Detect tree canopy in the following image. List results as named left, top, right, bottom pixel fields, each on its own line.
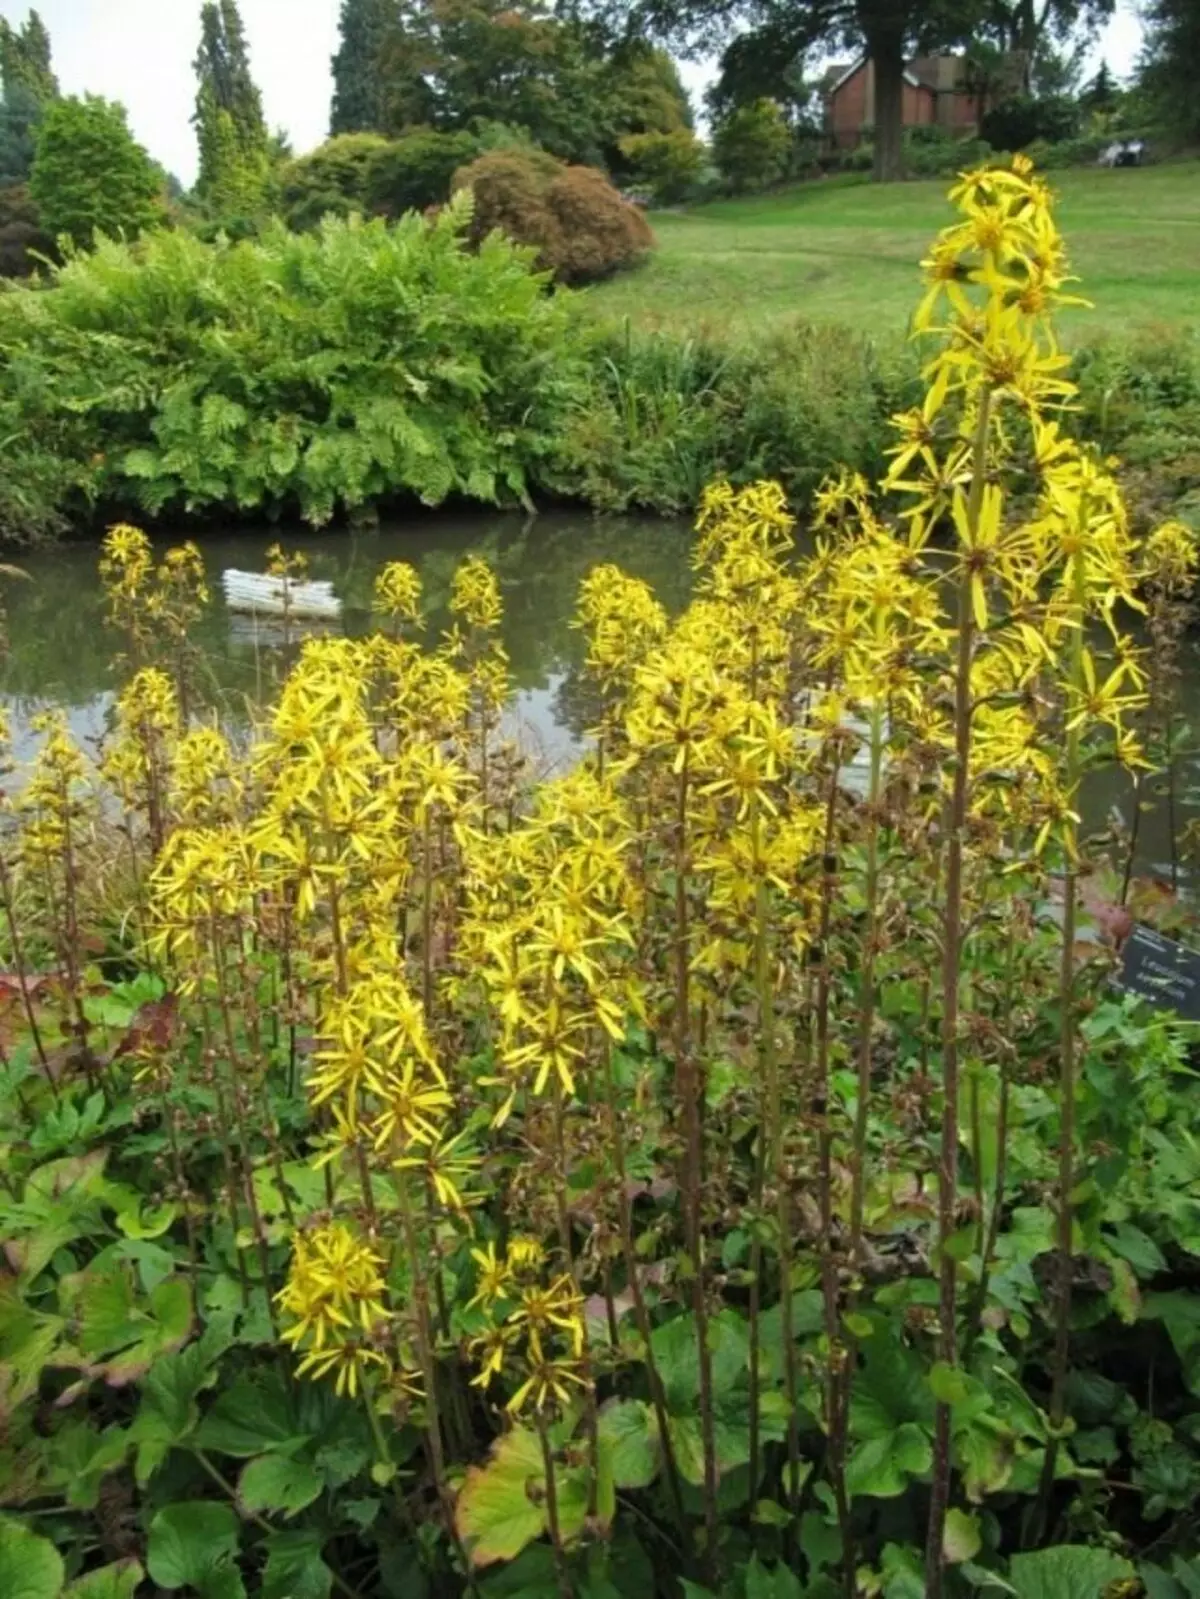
left=328, top=0, right=690, bottom=167
left=29, top=94, right=163, bottom=247
left=605, top=0, right=1113, bottom=180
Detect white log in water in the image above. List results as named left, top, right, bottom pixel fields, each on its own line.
left=221, top=570, right=342, bottom=621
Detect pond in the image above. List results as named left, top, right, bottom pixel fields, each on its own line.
left=1, top=510, right=1196, bottom=883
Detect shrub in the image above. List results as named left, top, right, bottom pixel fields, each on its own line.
left=1074, top=327, right=1200, bottom=528
left=365, top=126, right=482, bottom=218
left=555, top=319, right=920, bottom=512
left=617, top=128, right=705, bottom=203
left=981, top=92, right=1080, bottom=151
left=29, top=93, right=165, bottom=248
left=0, top=180, right=49, bottom=276
left=453, top=149, right=653, bottom=284
left=711, top=97, right=791, bottom=192
left=279, top=131, right=391, bottom=230
left=0, top=199, right=588, bottom=536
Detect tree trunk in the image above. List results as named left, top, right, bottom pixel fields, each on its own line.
left=868, top=23, right=906, bottom=183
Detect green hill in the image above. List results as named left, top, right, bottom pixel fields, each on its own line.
left=586, top=161, right=1200, bottom=341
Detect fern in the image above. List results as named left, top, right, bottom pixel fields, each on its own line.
left=0, top=207, right=587, bottom=533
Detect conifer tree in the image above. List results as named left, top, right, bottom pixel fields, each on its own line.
left=331, top=0, right=400, bottom=134
left=0, top=8, right=58, bottom=186
left=192, top=0, right=270, bottom=213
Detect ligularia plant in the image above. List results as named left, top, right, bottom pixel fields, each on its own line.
left=0, top=162, right=1194, bottom=1599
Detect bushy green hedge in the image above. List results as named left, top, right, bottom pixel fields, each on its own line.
left=0, top=200, right=588, bottom=538
left=554, top=320, right=921, bottom=512
left=1075, top=326, right=1200, bottom=528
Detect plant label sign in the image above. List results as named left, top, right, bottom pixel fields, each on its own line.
left=1118, top=925, right=1200, bottom=1021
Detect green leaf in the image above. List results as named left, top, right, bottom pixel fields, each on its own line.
left=745, top=1553, right=804, bottom=1599
left=943, top=1509, right=981, bottom=1564
left=930, top=1362, right=971, bottom=1406
left=195, top=1372, right=308, bottom=1458
left=64, top=1561, right=144, bottom=1599
left=597, top=1399, right=657, bottom=1489
left=147, top=1501, right=243, bottom=1598
left=455, top=1426, right=547, bottom=1567
left=262, top=1530, right=333, bottom=1599
left=1007, top=1545, right=1135, bottom=1599
left=239, top=1454, right=324, bottom=1517
left=845, top=1433, right=910, bottom=1498
left=0, top=1520, right=65, bottom=1599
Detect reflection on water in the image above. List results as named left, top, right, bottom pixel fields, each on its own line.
left=2, top=510, right=1196, bottom=882
left=0, top=512, right=695, bottom=772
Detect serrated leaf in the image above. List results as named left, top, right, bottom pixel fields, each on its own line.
left=598, top=1399, right=657, bottom=1489
left=0, top=1520, right=65, bottom=1599
left=455, top=1426, right=547, bottom=1567
left=262, top=1530, right=333, bottom=1599
left=1007, top=1544, right=1135, bottom=1599
left=239, top=1454, right=324, bottom=1517
left=147, top=1501, right=242, bottom=1596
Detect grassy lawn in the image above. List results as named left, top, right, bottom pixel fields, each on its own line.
left=586, top=160, right=1200, bottom=342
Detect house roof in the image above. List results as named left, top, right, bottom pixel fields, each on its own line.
left=824, top=56, right=925, bottom=97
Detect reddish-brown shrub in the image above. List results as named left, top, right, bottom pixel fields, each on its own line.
left=451, top=149, right=653, bottom=285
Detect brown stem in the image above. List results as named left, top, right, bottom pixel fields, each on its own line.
left=535, top=1409, right=572, bottom=1599
left=925, top=391, right=992, bottom=1596
left=673, top=759, right=718, bottom=1576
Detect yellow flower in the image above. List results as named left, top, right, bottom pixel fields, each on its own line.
left=277, top=1223, right=391, bottom=1396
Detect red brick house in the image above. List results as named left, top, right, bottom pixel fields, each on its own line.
left=821, top=54, right=989, bottom=151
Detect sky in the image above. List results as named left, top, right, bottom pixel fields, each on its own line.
left=0, top=0, right=1147, bottom=187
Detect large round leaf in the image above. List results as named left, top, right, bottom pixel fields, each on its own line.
left=147, top=1501, right=243, bottom=1597
left=0, top=1521, right=65, bottom=1599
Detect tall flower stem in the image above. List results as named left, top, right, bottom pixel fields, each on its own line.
left=1035, top=528, right=1088, bottom=1538
left=813, top=757, right=852, bottom=1590
left=534, top=1408, right=572, bottom=1599
left=925, top=390, right=992, bottom=1597
left=602, top=1044, right=689, bottom=1548
left=672, top=758, right=718, bottom=1576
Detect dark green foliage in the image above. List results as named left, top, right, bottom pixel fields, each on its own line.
left=555, top=319, right=919, bottom=512
left=1074, top=328, right=1200, bottom=529
left=981, top=93, right=1081, bottom=151
left=453, top=148, right=654, bottom=284
left=365, top=125, right=481, bottom=216
left=28, top=94, right=163, bottom=248
left=331, top=0, right=400, bottom=134
left=0, top=204, right=587, bottom=536
left=0, top=8, right=57, bottom=103
left=366, top=0, right=691, bottom=169
left=279, top=132, right=392, bottom=229
left=0, top=8, right=57, bottom=187
left=0, top=179, right=49, bottom=276
left=711, top=97, right=791, bottom=193
left=1140, top=0, right=1200, bottom=142
left=0, top=78, right=44, bottom=186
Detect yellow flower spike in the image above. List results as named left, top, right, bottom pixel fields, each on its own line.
left=374, top=560, right=423, bottom=624
left=450, top=554, right=503, bottom=632
left=278, top=1222, right=391, bottom=1394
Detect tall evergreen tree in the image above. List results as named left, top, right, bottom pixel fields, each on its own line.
left=192, top=0, right=270, bottom=212
left=0, top=7, right=58, bottom=186
left=331, top=0, right=400, bottom=134
left=0, top=9, right=58, bottom=102
left=1140, top=0, right=1200, bottom=141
